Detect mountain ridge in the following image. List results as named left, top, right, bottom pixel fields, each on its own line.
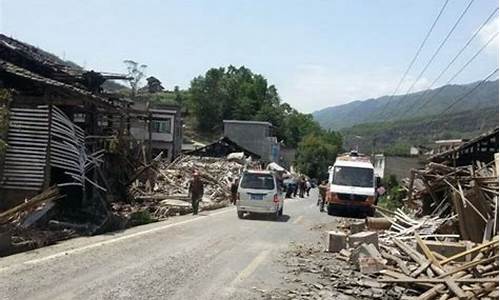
left=312, top=80, right=499, bottom=130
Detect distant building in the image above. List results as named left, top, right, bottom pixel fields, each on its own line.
left=431, top=128, right=499, bottom=166
left=223, top=120, right=280, bottom=162
left=410, top=145, right=432, bottom=156
left=129, top=102, right=182, bottom=161
left=434, top=139, right=467, bottom=154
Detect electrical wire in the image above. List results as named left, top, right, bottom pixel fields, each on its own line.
left=435, top=68, right=498, bottom=118
left=399, top=30, right=499, bottom=119
left=382, top=0, right=476, bottom=119
left=374, top=0, right=450, bottom=119
left=395, top=7, right=499, bottom=119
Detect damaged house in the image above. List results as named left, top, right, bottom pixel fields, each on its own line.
left=0, top=34, right=130, bottom=219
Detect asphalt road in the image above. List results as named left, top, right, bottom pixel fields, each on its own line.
left=0, top=190, right=335, bottom=300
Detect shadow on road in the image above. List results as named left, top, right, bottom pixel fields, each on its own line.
left=242, top=213, right=291, bottom=223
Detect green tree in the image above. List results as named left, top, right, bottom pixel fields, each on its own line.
left=295, top=133, right=342, bottom=179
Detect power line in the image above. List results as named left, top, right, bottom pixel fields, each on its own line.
left=399, top=30, right=499, bottom=119
left=374, top=0, right=449, bottom=119
left=383, top=0, right=476, bottom=119
left=396, top=7, right=499, bottom=119
left=434, top=68, right=498, bottom=119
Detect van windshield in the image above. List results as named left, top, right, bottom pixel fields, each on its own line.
left=333, top=166, right=373, bottom=188
left=241, top=173, right=275, bottom=190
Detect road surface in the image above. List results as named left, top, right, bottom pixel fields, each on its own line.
left=0, top=190, right=335, bottom=300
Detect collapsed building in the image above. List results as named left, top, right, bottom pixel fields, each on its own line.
left=0, top=34, right=133, bottom=213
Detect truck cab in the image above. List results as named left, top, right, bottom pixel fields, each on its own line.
left=326, top=151, right=376, bottom=218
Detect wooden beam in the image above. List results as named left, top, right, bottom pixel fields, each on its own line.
left=440, top=240, right=498, bottom=265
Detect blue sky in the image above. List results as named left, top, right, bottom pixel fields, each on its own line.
left=0, top=0, right=498, bottom=112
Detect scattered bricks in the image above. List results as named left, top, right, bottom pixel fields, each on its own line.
left=348, top=231, right=379, bottom=250
left=350, top=221, right=365, bottom=234
left=327, top=231, right=347, bottom=253
left=358, top=257, right=385, bottom=274
left=416, top=240, right=468, bottom=261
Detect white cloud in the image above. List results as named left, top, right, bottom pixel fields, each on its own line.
left=478, top=16, right=499, bottom=55
left=280, top=64, right=429, bottom=113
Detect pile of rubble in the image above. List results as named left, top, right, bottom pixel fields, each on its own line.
left=266, top=213, right=499, bottom=300
left=404, top=160, right=498, bottom=243
left=0, top=186, right=79, bottom=256
left=265, top=153, right=499, bottom=299
left=115, top=154, right=248, bottom=221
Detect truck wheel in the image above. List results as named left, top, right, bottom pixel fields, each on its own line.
left=237, top=211, right=244, bottom=219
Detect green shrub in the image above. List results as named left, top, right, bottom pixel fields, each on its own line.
left=129, top=210, right=156, bottom=226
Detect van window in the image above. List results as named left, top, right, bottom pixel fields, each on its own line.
left=240, top=173, right=275, bottom=190
left=333, top=166, right=373, bottom=188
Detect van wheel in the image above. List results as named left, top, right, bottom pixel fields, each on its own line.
left=327, top=204, right=334, bottom=216
left=237, top=211, right=244, bottom=219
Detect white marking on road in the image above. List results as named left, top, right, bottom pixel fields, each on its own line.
left=0, top=207, right=233, bottom=272
left=231, top=250, right=270, bottom=285
left=293, top=216, right=304, bottom=224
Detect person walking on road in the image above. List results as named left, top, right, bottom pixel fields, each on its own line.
left=305, top=180, right=311, bottom=197
left=230, top=177, right=239, bottom=205
left=318, top=180, right=328, bottom=212
left=189, top=171, right=204, bottom=215
left=298, top=177, right=306, bottom=198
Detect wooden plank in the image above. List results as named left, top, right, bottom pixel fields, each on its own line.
left=416, top=233, right=444, bottom=269
left=10, top=107, right=49, bottom=113
left=2, top=169, right=44, bottom=175
left=8, top=128, right=49, bottom=135
left=2, top=172, right=44, bottom=178
left=440, top=240, right=498, bottom=265
left=3, top=153, right=46, bottom=160
left=4, top=157, right=46, bottom=163
left=379, top=278, right=499, bottom=283
left=8, top=141, right=47, bottom=147
left=445, top=278, right=467, bottom=299
left=0, top=185, right=40, bottom=191
left=438, top=255, right=499, bottom=278
left=0, top=180, right=44, bottom=186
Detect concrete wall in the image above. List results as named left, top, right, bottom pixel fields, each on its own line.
left=384, top=156, right=425, bottom=180
left=223, top=121, right=279, bottom=162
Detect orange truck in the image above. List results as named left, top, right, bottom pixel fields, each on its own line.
left=325, top=151, right=378, bottom=218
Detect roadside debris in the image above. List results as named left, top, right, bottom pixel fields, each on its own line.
left=114, top=154, right=248, bottom=222
left=265, top=155, right=499, bottom=300
left=404, top=160, right=498, bottom=243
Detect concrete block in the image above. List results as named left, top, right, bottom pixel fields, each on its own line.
left=327, top=231, right=347, bottom=253
left=352, top=243, right=385, bottom=274
left=349, top=231, right=379, bottom=250
left=350, top=221, right=366, bottom=234
left=416, top=240, right=468, bottom=261
left=358, top=257, right=385, bottom=274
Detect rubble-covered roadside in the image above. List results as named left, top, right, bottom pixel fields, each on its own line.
left=262, top=241, right=406, bottom=300
left=263, top=212, right=499, bottom=300
left=263, top=155, right=499, bottom=300
left=113, top=154, right=248, bottom=222
left=0, top=154, right=249, bottom=256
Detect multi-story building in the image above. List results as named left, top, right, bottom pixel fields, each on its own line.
left=223, top=120, right=280, bottom=162
left=129, top=102, right=182, bottom=161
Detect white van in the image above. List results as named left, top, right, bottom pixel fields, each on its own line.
left=236, top=170, right=284, bottom=219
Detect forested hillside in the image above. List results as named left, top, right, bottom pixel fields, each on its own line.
left=313, top=80, right=499, bottom=130
left=341, top=107, right=498, bottom=155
